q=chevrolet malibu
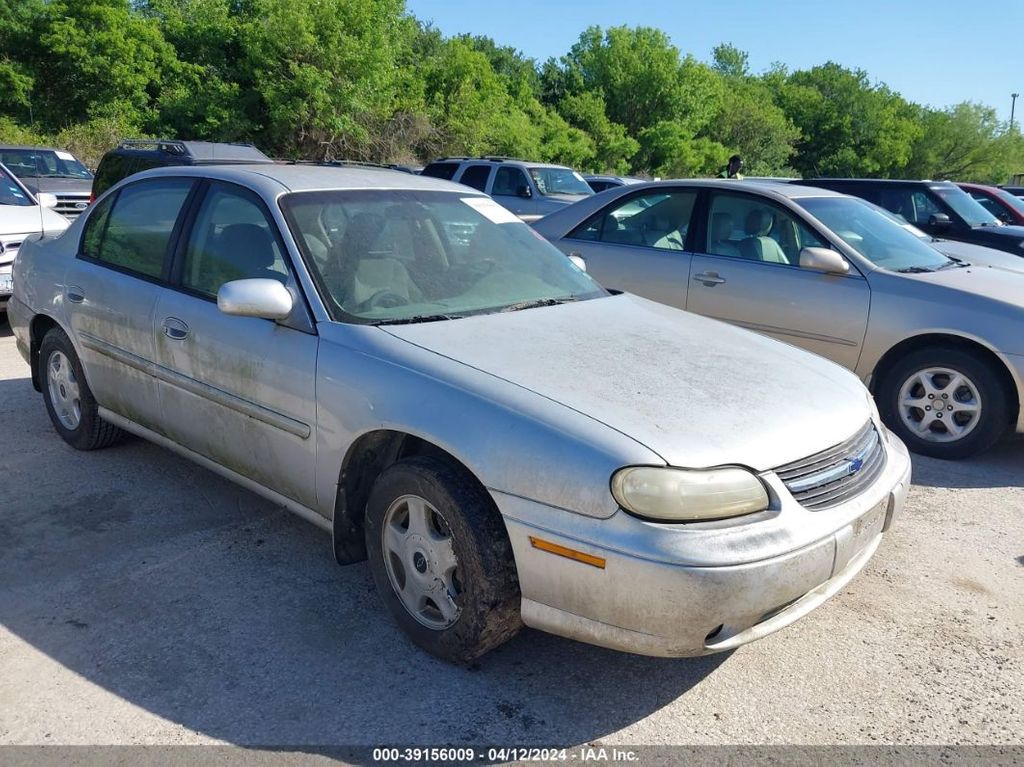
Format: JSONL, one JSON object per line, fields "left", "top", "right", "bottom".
{"left": 8, "top": 165, "right": 910, "bottom": 662}
{"left": 535, "top": 180, "right": 1024, "bottom": 460}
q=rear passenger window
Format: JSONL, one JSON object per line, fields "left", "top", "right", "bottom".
{"left": 86, "top": 178, "right": 193, "bottom": 278}
{"left": 570, "top": 191, "right": 695, "bottom": 251}
{"left": 182, "top": 183, "right": 289, "bottom": 296}
{"left": 457, "top": 165, "right": 491, "bottom": 192}
{"left": 420, "top": 162, "right": 460, "bottom": 181}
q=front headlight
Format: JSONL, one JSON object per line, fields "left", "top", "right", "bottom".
{"left": 611, "top": 466, "right": 770, "bottom": 522}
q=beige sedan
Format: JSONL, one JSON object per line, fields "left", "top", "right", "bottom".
{"left": 535, "top": 180, "right": 1024, "bottom": 460}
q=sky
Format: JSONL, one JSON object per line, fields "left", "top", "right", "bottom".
{"left": 406, "top": 0, "right": 1023, "bottom": 120}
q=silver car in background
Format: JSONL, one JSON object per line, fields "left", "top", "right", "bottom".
{"left": 535, "top": 180, "right": 1024, "bottom": 460}
{"left": 9, "top": 166, "right": 910, "bottom": 661}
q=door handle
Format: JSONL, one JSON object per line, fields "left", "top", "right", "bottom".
{"left": 692, "top": 272, "right": 727, "bottom": 286}
{"left": 162, "top": 317, "right": 190, "bottom": 341}
{"left": 66, "top": 286, "right": 85, "bottom": 303}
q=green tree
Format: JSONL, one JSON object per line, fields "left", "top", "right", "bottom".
{"left": 711, "top": 42, "right": 749, "bottom": 78}
{"left": 775, "top": 62, "right": 921, "bottom": 177}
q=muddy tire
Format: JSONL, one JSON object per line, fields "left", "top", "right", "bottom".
{"left": 40, "top": 327, "right": 124, "bottom": 450}
{"left": 877, "top": 346, "right": 1009, "bottom": 459}
{"left": 364, "top": 455, "right": 521, "bottom": 663}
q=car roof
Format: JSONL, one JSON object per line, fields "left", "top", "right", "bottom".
{"left": 109, "top": 139, "right": 271, "bottom": 163}
{"left": 0, "top": 145, "right": 65, "bottom": 152}
{"left": 956, "top": 182, "right": 999, "bottom": 192}
{"left": 803, "top": 178, "right": 959, "bottom": 187}
{"left": 124, "top": 163, "right": 478, "bottom": 196}
{"left": 611, "top": 178, "right": 847, "bottom": 199}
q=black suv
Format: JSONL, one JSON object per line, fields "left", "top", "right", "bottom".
{"left": 92, "top": 139, "right": 272, "bottom": 199}
{"left": 798, "top": 178, "right": 1024, "bottom": 257}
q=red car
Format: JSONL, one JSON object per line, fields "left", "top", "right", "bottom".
{"left": 958, "top": 182, "right": 1024, "bottom": 225}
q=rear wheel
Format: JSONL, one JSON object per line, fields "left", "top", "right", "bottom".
{"left": 877, "top": 346, "right": 1009, "bottom": 459}
{"left": 40, "top": 327, "right": 124, "bottom": 450}
{"left": 364, "top": 455, "right": 521, "bottom": 663}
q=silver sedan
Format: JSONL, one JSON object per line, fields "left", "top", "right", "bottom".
{"left": 535, "top": 180, "right": 1024, "bottom": 460}
{"left": 9, "top": 166, "right": 910, "bottom": 661}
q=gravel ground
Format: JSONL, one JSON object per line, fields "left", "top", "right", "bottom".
{"left": 0, "top": 318, "right": 1022, "bottom": 748}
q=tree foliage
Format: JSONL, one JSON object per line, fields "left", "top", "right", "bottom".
{"left": 0, "top": 3, "right": 1020, "bottom": 183}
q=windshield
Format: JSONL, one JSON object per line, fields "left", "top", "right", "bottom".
{"left": 528, "top": 167, "right": 593, "bottom": 197}
{"left": 931, "top": 185, "right": 999, "bottom": 227}
{"left": 0, "top": 165, "right": 34, "bottom": 206}
{"left": 799, "top": 196, "right": 953, "bottom": 272}
{"left": 0, "top": 149, "right": 93, "bottom": 179}
{"left": 993, "top": 188, "right": 1024, "bottom": 216}
{"left": 280, "top": 190, "right": 606, "bottom": 324}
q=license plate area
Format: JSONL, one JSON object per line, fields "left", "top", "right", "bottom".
{"left": 833, "top": 498, "right": 887, "bottom": 575}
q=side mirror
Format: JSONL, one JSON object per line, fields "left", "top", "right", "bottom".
{"left": 568, "top": 252, "right": 587, "bottom": 272}
{"left": 799, "top": 247, "right": 850, "bottom": 275}
{"left": 36, "top": 192, "right": 58, "bottom": 209}
{"left": 928, "top": 213, "right": 952, "bottom": 229}
{"left": 517, "top": 185, "right": 533, "bottom": 199}
{"left": 217, "top": 278, "right": 293, "bottom": 320}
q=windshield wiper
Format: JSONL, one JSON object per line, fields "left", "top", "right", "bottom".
{"left": 896, "top": 266, "right": 935, "bottom": 273}
{"left": 372, "top": 313, "right": 463, "bottom": 326}
{"left": 937, "top": 257, "right": 968, "bottom": 270}
{"left": 499, "top": 296, "right": 579, "bottom": 313}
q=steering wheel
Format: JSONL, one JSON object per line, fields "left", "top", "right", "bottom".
{"left": 363, "top": 290, "right": 410, "bottom": 310}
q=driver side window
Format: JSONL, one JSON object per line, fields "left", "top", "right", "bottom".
{"left": 705, "top": 193, "right": 826, "bottom": 265}
{"left": 182, "top": 183, "right": 290, "bottom": 297}
{"left": 492, "top": 166, "right": 529, "bottom": 197}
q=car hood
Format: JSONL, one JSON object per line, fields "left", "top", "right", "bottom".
{"left": 383, "top": 293, "right": 872, "bottom": 471}
{"left": 540, "top": 193, "right": 590, "bottom": 205}
{"left": 932, "top": 239, "right": 1024, "bottom": 273}
{"left": 904, "top": 262, "right": 1024, "bottom": 305}
{"left": 0, "top": 205, "right": 69, "bottom": 237}
{"left": 17, "top": 176, "right": 93, "bottom": 195}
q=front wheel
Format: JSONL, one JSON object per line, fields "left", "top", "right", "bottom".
{"left": 39, "top": 327, "right": 124, "bottom": 450}
{"left": 364, "top": 456, "right": 521, "bottom": 663}
{"left": 877, "top": 346, "right": 1009, "bottom": 459}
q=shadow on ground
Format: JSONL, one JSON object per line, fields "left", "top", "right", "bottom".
{"left": 0, "top": 374, "right": 726, "bottom": 746}
{"left": 909, "top": 434, "right": 1024, "bottom": 490}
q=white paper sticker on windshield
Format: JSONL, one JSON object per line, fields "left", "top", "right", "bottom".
{"left": 55, "top": 150, "right": 76, "bottom": 161}
{"left": 461, "top": 197, "right": 520, "bottom": 224}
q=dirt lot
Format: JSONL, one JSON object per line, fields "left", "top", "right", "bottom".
{"left": 1, "top": 317, "right": 1022, "bottom": 747}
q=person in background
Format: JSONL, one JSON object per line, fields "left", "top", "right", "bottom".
{"left": 720, "top": 154, "right": 744, "bottom": 179}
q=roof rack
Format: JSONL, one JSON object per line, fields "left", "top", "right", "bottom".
{"left": 280, "top": 159, "right": 412, "bottom": 172}
{"left": 434, "top": 156, "right": 529, "bottom": 163}
{"left": 116, "top": 139, "right": 263, "bottom": 154}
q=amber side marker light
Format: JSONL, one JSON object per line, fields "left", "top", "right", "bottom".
{"left": 529, "top": 536, "right": 606, "bottom": 569}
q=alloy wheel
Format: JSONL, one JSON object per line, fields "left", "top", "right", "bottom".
{"left": 47, "top": 350, "right": 82, "bottom": 431}
{"left": 897, "top": 366, "right": 982, "bottom": 443}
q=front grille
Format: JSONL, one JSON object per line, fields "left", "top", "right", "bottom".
{"left": 774, "top": 422, "right": 886, "bottom": 510}
{"left": 54, "top": 193, "right": 91, "bottom": 220}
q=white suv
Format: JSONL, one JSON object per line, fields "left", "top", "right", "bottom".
{"left": 420, "top": 157, "right": 593, "bottom": 222}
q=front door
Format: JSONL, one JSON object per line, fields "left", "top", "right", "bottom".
{"left": 152, "top": 181, "right": 320, "bottom": 509}
{"left": 66, "top": 177, "right": 196, "bottom": 433}
{"left": 490, "top": 166, "right": 536, "bottom": 219}
{"left": 685, "top": 190, "right": 870, "bottom": 370}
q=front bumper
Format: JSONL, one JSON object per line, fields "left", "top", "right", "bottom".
{"left": 497, "top": 428, "right": 912, "bottom": 657}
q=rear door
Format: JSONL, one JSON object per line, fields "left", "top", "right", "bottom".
{"left": 66, "top": 177, "right": 196, "bottom": 433}
{"left": 685, "top": 190, "right": 870, "bottom": 369}
{"left": 152, "top": 180, "right": 320, "bottom": 508}
{"left": 549, "top": 188, "right": 699, "bottom": 308}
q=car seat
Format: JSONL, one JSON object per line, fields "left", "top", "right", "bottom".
{"left": 211, "top": 223, "right": 286, "bottom": 283}
{"left": 709, "top": 212, "right": 740, "bottom": 257}
{"left": 739, "top": 210, "right": 788, "bottom": 263}
{"left": 339, "top": 212, "right": 423, "bottom": 309}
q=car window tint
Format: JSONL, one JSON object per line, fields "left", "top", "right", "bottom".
{"left": 81, "top": 195, "right": 115, "bottom": 257}
{"left": 182, "top": 183, "right": 289, "bottom": 296}
{"left": 92, "top": 178, "right": 193, "bottom": 278}
{"left": 420, "top": 162, "right": 459, "bottom": 181}
{"left": 492, "top": 166, "right": 527, "bottom": 196}
{"left": 458, "top": 165, "right": 491, "bottom": 192}
{"left": 570, "top": 191, "right": 695, "bottom": 251}
{"left": 969, "top": 193, "right": 1006, "bottom": 220}
{"left": 706, "top": 193, "right": 826, "bottom": 265}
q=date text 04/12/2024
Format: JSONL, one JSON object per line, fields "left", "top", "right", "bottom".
{"left": 372, "top": 747, "right": 640, "bottom": 762}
